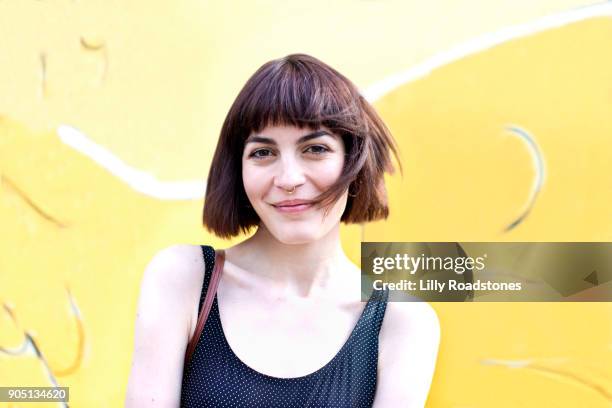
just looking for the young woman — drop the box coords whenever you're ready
[126,54,440,407]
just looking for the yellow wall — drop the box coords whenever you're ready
[1,1,610,406]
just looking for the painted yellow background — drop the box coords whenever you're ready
[1,1,610,406]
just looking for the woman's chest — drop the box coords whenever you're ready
[217,294,364,378]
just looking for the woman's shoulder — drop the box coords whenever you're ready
[140,244,207,306]
[380,300,440,344]
[377,300,440,374]
[144,244,206,281]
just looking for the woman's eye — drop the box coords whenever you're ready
[249,148,274,159]
[305,145,330,155]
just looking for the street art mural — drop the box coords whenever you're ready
[1,1,611,406]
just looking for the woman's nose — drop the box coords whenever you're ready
[274,157,306,191]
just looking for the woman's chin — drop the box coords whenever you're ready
[277,234,318,246]
[267,227,320,246]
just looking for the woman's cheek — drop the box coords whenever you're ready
[242,166,268,199]
[315,160,344,187]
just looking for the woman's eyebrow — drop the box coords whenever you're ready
[245,130,332,145]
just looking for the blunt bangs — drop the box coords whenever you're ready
[236,55,361,136]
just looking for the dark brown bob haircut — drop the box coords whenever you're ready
[203,53,400,238]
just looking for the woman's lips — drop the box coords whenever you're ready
[272,203,313,213]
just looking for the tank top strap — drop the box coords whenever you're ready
[197,245,216,316]
[357,288,390,336]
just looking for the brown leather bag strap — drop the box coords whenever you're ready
[184,249,225,366]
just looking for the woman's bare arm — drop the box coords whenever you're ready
[373,301,440,408]
[125,245,203,407]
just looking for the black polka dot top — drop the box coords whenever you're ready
[180,245,389,408]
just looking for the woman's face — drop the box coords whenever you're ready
[242,125,348,245]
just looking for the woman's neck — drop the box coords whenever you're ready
[229,224,357,299]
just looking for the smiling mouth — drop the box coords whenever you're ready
[271,203,313,213]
